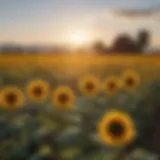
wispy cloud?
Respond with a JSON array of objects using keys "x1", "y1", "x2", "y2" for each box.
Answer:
[{"x1": 112, "y1": 6, "x2": 160, "y2": 18}]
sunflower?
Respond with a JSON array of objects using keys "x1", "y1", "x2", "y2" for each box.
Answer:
[
  {"x1": 0, "y1": 86, "x2": 23, "y2": 110},
  {"x1": 98, "y1": 110, "x2": 136, "y2": 147},
  {"x1": 121, "y1": 70, "x2": 140, "y2": 91},
  {"x1": 27, "y1": 80, "x2": 50, "y2": 102},
  {"x1": 79, "y1": 75, "x2": 100, "y2": 97},
  {"x1": 52, "y1": 86, "x2": 75, "y2": 109},
  {"x1": 103, "y1": 76, "x2": 120, "y2": 95}
]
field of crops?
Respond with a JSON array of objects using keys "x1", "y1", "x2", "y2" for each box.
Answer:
[{"x1": 0, "y1": 55, "x2": 159, "y2": 160}]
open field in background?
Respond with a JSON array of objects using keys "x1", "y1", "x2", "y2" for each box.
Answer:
[
  {"x1": 0, "y1": 54, "x2": 160, "y2": 66},
  {"x1": 0, "y1": 54, "x2": 159, "y2": 79}
]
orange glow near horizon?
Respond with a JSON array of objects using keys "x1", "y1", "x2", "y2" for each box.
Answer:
[{"x1": 67, "y1": 30, "x2": 90, "y2": 47}]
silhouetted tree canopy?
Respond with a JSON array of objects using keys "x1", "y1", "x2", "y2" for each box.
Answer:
[
  {"x1": 111, "y1": 34, "x2": 137, "y2": 53},
  {"x1": 137, "y1": 30, "x2": 150, "y2": 52},
  {"x1": 99, "y1": 29, "x2": 151, "y2": 54}
]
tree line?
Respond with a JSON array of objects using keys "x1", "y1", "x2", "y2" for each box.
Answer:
[{"x1": 93, "y1": 29, "x2": 150, "y2": 54}]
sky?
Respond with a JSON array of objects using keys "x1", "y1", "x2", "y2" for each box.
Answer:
[{"x1": 0, "y1": 0, "x2": 160, "y2": 48}]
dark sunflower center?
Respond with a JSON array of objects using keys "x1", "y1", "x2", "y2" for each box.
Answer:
[
  {"x1": 108, "y1": 82, "x2": 116, "y2": 90},
  {"x1": 108, "y1": 121, "x2": 125, "y2": 138},
  {"x1": 86, "y1": 82, "x2": 94, "y2": 91},
  {"x1": 6, "y1": 93, "x2": 17, "y2": 105},
  {"x1": 33, "y1": 86, "x2": 43, "y2": 96},
  {"x1": 59, "y1": 93, "x2": 69, "y2": 103},
  {"x1": 126, "y1": 77, "x2": 134, "y2": 86}
]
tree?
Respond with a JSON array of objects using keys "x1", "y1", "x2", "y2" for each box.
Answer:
[
  {"x1": 137, "y1": 30, "x2": 150, "y2": 52},
  {"x1": 111, "y1": 34, "x2": 137, "y2": 53},
  {"x1": 111, "y1": 30, "x2": 150, "y2": 54}
]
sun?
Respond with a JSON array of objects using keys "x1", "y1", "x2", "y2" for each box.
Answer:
[{"x1": 68, "y1": 31, "x2": 88, "y2": 47}]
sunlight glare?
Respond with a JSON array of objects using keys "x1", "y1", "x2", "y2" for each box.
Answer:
[{"x1": 68, "y1": 31, "x2": 88, "y2": 47}]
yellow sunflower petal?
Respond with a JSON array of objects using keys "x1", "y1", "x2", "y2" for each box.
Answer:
[
  {"x1": 79, "y1": 75, "x2": 100, "y2": 97},
  {"x1": 121, "y1": 70, "x2": 140, "y2": 91},
  {"x1": 103, "y1": 76, "x2": 120, "y2": 95},
  {"x1": 52, "y1": 86, "x2": 75, "y2": 109},
  {"x1": 1, "y1": 86, "x2": 23, "y2": 111},
  {"x1": 98, "y1": 110, "x2": 136, "y2": 147},
  {"x1": 27, "y1": 80, "x2": 50, "y2": 102}
]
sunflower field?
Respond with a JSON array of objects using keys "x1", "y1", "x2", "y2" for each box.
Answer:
[{"x1": 0, "y1": 55, "x2": 159, "y2": 160}]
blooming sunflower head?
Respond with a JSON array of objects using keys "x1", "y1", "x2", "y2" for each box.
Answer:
[
  {"x1": 27, "y1": 80, "x2": 50, "y2": 102},
  {"x1": 121, "y1": 70, "x2": 140, "y2": 91},
  {"x1": 1, "y1": 86, "x2": 24, "y2": 111},
  {"x1": 52, "y1": 86, "x2": 75, "y2": 109},
  {"x1": 98, "y1": 110, "x2": 136, "y2": 147},
  {"x1": 103, "y1": 76, "x2": 120, "y2": 95},
  {"x1": 79, "y1": 75, "x2": 100, "y2": 97}
]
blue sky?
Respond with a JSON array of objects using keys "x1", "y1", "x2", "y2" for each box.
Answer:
[{"x1": 0, "y1": 0, "x2": 160, "y2": 47}]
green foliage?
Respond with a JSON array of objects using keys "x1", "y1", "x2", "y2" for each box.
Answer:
[{"x1": 0, "y1": 65, "x2": 159, "y2": 160}]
